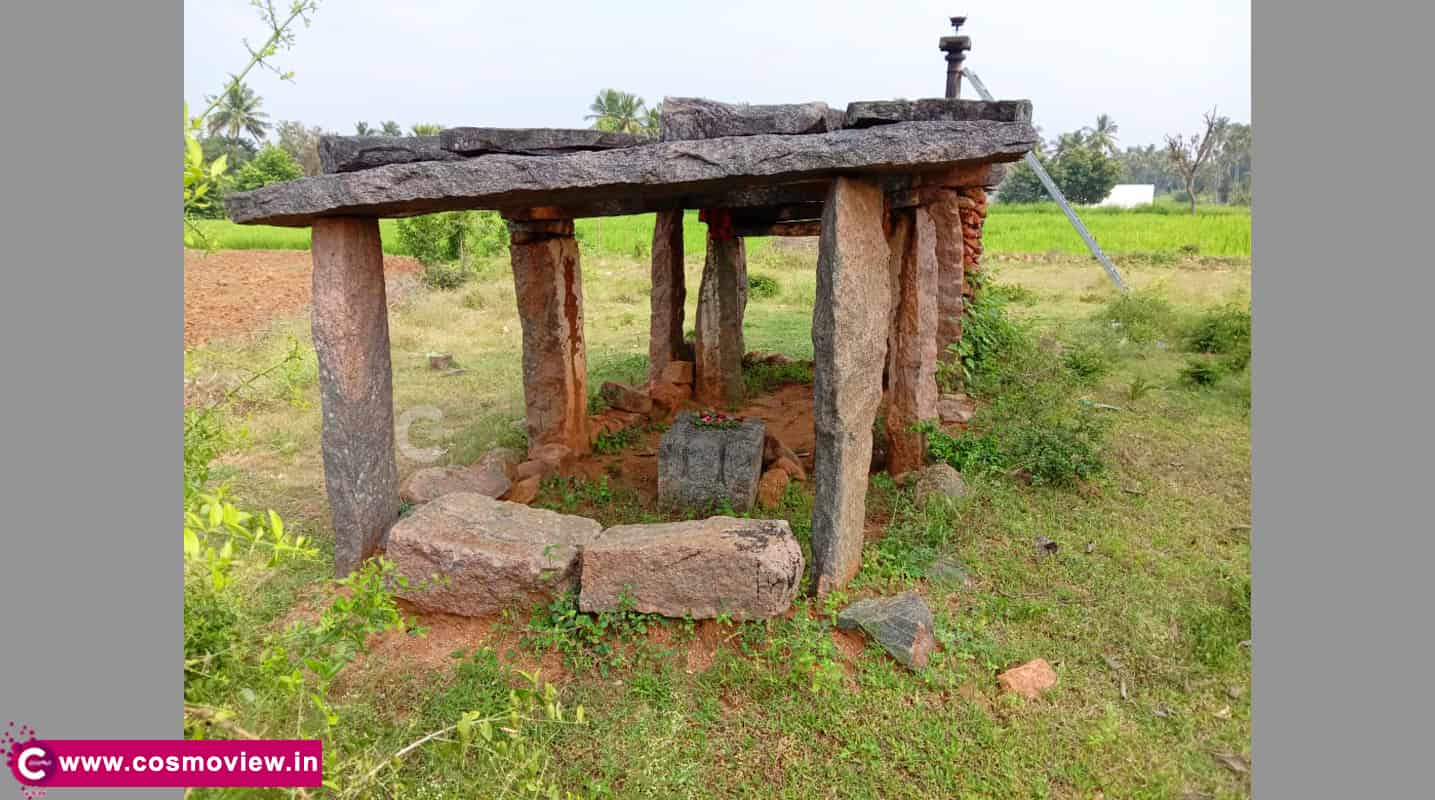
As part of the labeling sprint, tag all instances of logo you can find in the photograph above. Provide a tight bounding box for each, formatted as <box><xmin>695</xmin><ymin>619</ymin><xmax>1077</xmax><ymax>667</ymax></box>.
<box><xmin>3</xmin><ymin>722</ymin><xmax>50</xmax><ymax>799</ymax></box>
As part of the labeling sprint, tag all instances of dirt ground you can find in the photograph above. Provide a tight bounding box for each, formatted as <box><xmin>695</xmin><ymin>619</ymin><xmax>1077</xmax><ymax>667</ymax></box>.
<box><xmin>570</xmin><ymin>382</ymin><xmax>820</xmax><ymax>503</ymax></box>
<box><xmin>183</xmin><ymin>248</ymin><xmax>421</xmax><ymax>347</ymax></box>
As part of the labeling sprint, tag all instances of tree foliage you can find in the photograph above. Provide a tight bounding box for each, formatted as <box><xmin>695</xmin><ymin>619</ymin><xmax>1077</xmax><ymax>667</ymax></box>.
<box><xmin>586</xmin><ymin>89</ymin><xmax>650</xmax><ymax>134</ymax></box>
<box><xmin>410</xmin><ymin>123</ymin><xmax>444</xmax><ymax>136</ymax></box>
<box><xmin>230</xmin><ymin>145</ymin><xmax>304</xmax><ymax>193</ymax></box>
<box><xmin>206</xmin><ymin>78</ymin><xmax>271</xmax><ymax>142</ymax></box>
<box><xmin>275</xmin><ymin>119</ymin><xmax>326</xmax><ymax>176</ymax></box>
<box><xmin>1165</xmin><ymin>108</ymin><xmax>1226</xmax><ymax>214</ymax></box>
<box><xmin>1049</xmin><ymin>144</ymin><xmax>1122</xmax><ymax>204</ymax></box>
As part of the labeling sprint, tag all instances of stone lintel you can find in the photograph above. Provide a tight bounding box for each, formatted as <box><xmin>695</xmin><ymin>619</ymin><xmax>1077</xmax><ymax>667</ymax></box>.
<box><xmin>225</xmin><ymin>120</ymin><xmax>1038</xmax><ymax>226</ymax></box>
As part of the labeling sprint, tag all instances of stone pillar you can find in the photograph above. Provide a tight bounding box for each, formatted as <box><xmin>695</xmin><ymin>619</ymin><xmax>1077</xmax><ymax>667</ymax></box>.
<box><xmin>310</xmin><ymin>217</ymin><xmax>399</xmax><ymax>577</ymax></box>
<box><xmin>648</xmin><ymin>209</ymin><xmax>686</xmax><ymax>388</ymax></box>
<box><xmin>694</xmin><ymin>209</ymin><xmax>747</xmax><ymax>408</ymax></box>
<box><xmin>885</xmin><ymin>205</ymin><xmax>939</xmax><ymax>477</ymax></box>
<box><xmin>507</xmin><ymin>213</ymin><xmax>591</xmax><ymax>457</ymax></box>
<box><xmin>810</xmin><ymin>177</ymin><xmax>890</xmax><ymax>594</ymax></box>
<box><xmin>959</xmin><ymin>187</ymin><xmax>989</xmax><ymax>306</ymax></box>
<box><xmin>929</xmin><ymin>188</ymin><xmax>966</xmax><ymax>361</ymax></box>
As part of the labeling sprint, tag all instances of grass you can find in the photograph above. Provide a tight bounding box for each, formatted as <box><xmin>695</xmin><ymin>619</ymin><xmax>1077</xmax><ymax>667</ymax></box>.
<box><xmin>190</xmin><ymin>202</ymin><xmax>1250</xmax><ymax>259</ymax></box>
<box><xmin>185</xmin><ymin>240</ymin><xmax>1251</xmax><ymax>797</ymax></box>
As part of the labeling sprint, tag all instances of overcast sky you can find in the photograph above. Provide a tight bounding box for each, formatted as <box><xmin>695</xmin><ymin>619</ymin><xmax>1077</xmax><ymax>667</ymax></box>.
<box><xmin>184</xmin><ymin>0</ymin><xmax>1250</xmax><ymax>148</ymax></box>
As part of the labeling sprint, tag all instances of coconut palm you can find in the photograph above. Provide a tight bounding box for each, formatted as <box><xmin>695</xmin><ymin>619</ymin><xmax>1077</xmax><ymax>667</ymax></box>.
<box><xmin>410</xmin><ymin>123</ymin><xmax>443</xmax><ymax>136</ymax></box>
<box><xmin>586</xmin><ymin>89</ymin><xmax>648</xmax><ymax>134</ymax></box>
<box><xmin>1085</xmin><ymin>114</ymin><xmax>1120</xmax><ymax>155</ymax></box>
<box><xmin>642</xmin><ymin>107</ymin><xmax>661</xmax><ymax>137</ymax></box>
<box><xmin>354</xmin><ymin>121</ymin><xmax>373</xmax><ymax>135</ymax></box>
<box><xmin>379</xmin><ymin>120</ymin><xmax>403</xmax><ymax>136</ymax></box>
<box><xmin>206</xmin><ymin>78</ymin><xmax>270</xmax><ymax>142</ymax></box>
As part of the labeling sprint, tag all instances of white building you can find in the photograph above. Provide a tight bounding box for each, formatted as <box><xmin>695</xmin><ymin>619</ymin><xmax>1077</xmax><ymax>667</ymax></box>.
<box><xmin>1096</xmin><ymin>184</ymin><xmax>1155</xmax><ymax>208</ymax></box>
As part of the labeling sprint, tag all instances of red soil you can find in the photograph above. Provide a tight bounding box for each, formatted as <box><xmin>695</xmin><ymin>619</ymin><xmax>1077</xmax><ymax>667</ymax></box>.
<box><xmin>183</xmin><ymin>248</ymin><xmax>421</xmax><ymax>348</ymax></box>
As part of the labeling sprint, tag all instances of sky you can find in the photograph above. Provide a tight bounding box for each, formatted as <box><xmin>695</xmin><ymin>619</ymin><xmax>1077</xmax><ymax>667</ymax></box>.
<box><xmin>183</xmin><ymin>0</ymin><xmax>1250</xmax><ymax>149</ymax></box>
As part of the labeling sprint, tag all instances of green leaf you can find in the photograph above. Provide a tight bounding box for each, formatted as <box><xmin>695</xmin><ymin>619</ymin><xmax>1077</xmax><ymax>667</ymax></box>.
<box><xmin>183</xmin><ymin>528</ymin><xmax>200</xmax><ymax>558</ymax></box>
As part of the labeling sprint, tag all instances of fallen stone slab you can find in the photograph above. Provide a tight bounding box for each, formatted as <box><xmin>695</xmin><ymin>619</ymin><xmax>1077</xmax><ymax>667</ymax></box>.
<box><xmin>600</xmin><ymin>381</ymin><xmax>653</xmax><ymax>415</ymax></box>
<box><xmin>388</xmin><ymin>493</ymin><xmax>600</xmax><ymax>616</ymax></box>
<box><xmin>318</xmin><ymin>135</ymin><xmax>463</xmax><ymax>174</ymax></box>
<box><xmin>658</xmin><ymin>412</ymin><xmax>766</xmax><ymax>512</ymax></box>
<box><xmin>225</xmin><ymin>120</ymin><xmax>1038</xmax><ymax>226</ymax></box>
<box><xmin>925</xmin><ymin>554</ymin><xmax>975</xmax><ymax>588</ymax></box>
<box><xmin>836</xmin><ymin>591</ymin><xmax>938</xmax><ymax>669</ymax></box>
<box><xmin>997</xmin><ymin>658</ymin><xmax>1058</xmax><ymax>699</ymax></box>
<box><xmin>938</xmin><ymin>392</ymin><xmax>976</xmax><ymax>424</ymax></box>
<box><xmin>660</xmin><ymin>97</ymin><xmax>838</xmax><ymax>141</ymax></box>
<box><xmin>475</xmin><ymin>447</ymin><xmax>524</xmax><ymax>480</ymax></box>
<box><xmin>441</xmin><ymin>127</ymin><xmax>649</xmax><ymax>155</ymax></box>
<box><xmin>845</xmin><ymin>99</ymin><xmax>1032</xmax><ymax>128</ymax></box>
<box><xmin>400</xmin><ymin>465</ymin><xmax>510</xmax><ymax>505</ymax></box>
<box><xmin>579</xmin><ymin>517</ymin><xmax>804</xmax><ymax>619</ymax></box>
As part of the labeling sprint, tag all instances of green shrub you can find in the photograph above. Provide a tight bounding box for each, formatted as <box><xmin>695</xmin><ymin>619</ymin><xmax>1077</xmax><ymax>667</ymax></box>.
<box><xmin>1186</xmin><ymin>305</ymin><xmax>1251</xmax><ymax>371</ymax></box>
<box><xmin>747</xmin><ymin>273</ymin><xmax>780</xmax><ymax>299</ymax></box>
<box><xmin>925</xmin><ymin>369</ymin><xmax>1110</xmax><ymax>488</ymax></box>
<box><xmin>396</xmin><ymin>210</ymin><xmax>509</xmax><ymax>270</ymax></box>
<box><xmin>227</xmin><ymin>144</ymin><xmax>303</xmax><ymax>193</ymax></box>
<box><xmin>1179</xmin><ymin>357</ymin><xmax>1223</xmax><ymax>387</ymax></box>
<box><xmin>1096</xmin><ymin>290</ymin><xmax>1178</xmax><ymax>344</ymax></box>
<box><xmin>744</xmin><ymin>359</ymin><xmax>813</xmax><ymax>397</ymax></box>
<box><xmin>945</xmin><ymin>276</ymin><xmax>1030</xmax><ymax>391</ymax></box>
<box><xmin>987</xmin><ymin>282</ymin><xmax>1038</xmax><ymax>306</ymax></box>
<box><xmin>422</xmin><ymin>260</ymin><xmax>472</xmax><ymax>290</ymax></box>
<box><xmin>1063</xmin><ymin>343</ymin><xmax>1111</xmax><ymax>382</ymax></box>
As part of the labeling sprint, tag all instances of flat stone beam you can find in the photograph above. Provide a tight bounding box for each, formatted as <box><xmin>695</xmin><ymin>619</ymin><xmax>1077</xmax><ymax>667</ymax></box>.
<box><xmin>811</xmin><ymin>177</ymin><xmax>890</xmax><ymax>594</ymax></box>
<box><xmin>734</xmin><ymin>220</ymin><xmax>822</xmax><ymax>238</ymax></box>
<box><xmin>224</xmin><ymin>120</ymin><xmax>1037</xmax><ymax>226</ymax></box>
<box><xmin>310</xmin><ymin>218</ymin><xmax>400</xmax><ymax>576</ymax></box>
<box><xmin>661</xmin><ymin>97</ymin><xmax>841</xmax><ymax>141</ymax></box>
<box><xmin>694</xmin><ymin>210</ymin><xmax>747</xmax><ymax>408</ymax></box>
<box><xmin>508</xmin><ymin>214</ymin><xmax>591</xmax><ymax>456</ymax></box>
<box><xmin>929</xmin><ymin>189</ymin><xmax>967</xmax><ymax>362</ymax></box>
<box><xmin>318</xmin><ymin>136</ymin><xmax>462</xmax><ymax>174</ymax></box>
<box><xmin>846</xmin><ymin>99</ymin><xmax>1033</xmax><ymax>128</ymax></box>
<box><xmin>440</xmin><ymin>127</ymin><xmax>650</xmax><ymax>155</ymax></box>
<box><xmin>648</xmin><ymin>209</ymin><xmax>686</xmax><ymax>388</ymax></box>
<box><xmin>885</xmin><ymin>206</ymin><xmax>940</xmax><ymax>477</ymax></box>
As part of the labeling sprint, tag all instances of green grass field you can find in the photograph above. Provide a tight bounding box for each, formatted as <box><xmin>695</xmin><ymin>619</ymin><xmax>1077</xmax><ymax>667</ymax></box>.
<box><xmin>185</xmin><ymin>241</ymin><xmax>1251</xmax><ymax>798</ymax></box>
<box><xmin>188</xmin><ymin>201</ymin><xmax>1251</xmax><ymax>259</ymax></box>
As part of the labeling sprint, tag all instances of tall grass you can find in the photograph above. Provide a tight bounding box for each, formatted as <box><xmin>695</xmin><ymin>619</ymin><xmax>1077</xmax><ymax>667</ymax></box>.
<box><xmin>190</xmin><ymin>203</ymin><xmax>1251</xmax><ymax>259</ymax></box>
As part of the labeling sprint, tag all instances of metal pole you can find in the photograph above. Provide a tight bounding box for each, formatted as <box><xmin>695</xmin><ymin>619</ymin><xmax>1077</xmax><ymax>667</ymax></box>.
<box><xmin>963</xmin><ymin>68</ymin><xmax>1129</xmax><ymax>293</ymax></box>
<box><xmin>939</xmin><ymin>17</ymin><xmax>971</xmax><ymax>99</ymax></box>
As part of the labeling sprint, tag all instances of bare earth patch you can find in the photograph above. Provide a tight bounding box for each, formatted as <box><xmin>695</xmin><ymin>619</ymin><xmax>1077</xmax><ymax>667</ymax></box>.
<box><xmin>183</xmin><ymin>248</ymin><xmax>421</xmax><ymax>347</ymax></box>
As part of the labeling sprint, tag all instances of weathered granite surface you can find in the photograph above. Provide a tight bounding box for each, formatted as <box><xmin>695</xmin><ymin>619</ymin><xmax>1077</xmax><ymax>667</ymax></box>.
<box><xmin>579</xmin><ymin>517</ymin><xmax>803</xmax><ymax>619</ymax></box>
<box><xmin>441</xmin><ymin>127</ymin><xmax>649</xmax><ymax>155</ymax></box>
<box><xmin>388</xmin><ymin>493</ymin><xmax>601</xmax><ymax>616</ymax></box>
<box><xmin>310</xmin><ymin>217</ymin><xmax>399</xmax><ymax>576</ymax></box>
<box><xmin>225</xmin><ymin>120</ymin><xmax>1037</xmax><ymax>226</ymax></box>
<box><xmin>810</xmin><ymin>178</ymin><xmax>889</xmax><ymax>594</ymax></box>
<box><xmin>661</xmin><ymin>97</ymin><xmax>838</xmax><ymax>141</ymax></box>
<box><xmin>845</xmin><ymin>99</ymin><xmax>1032</xmax><ymax>128</ymax></box>
<box><xmin>318</xmin><ymin>136</ymin><xmax>462</xmax><ymax>174</ymax></box>
<box><xmin>837</xmin><ymin>591</ymin><xmax>938</xmax><ymax>669</ymax></box>
<box><xmin>658</xmin><ymin>412</ymin><xmax>765</xmax><ymax>512</ymax></box>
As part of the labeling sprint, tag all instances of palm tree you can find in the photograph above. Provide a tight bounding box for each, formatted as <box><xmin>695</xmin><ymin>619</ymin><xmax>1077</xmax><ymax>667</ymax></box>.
<box><xmin>585</xmin><ymin>89</ymin><xmax>647</xmax><ymax>134</ymax></box>
<box><xmin>379</xmin><ymin>120</ymin><xmax>403</xmax><ymax>136</ymax></box>
<box><xmin>206</xmin><ymin>78</ymin><xmax>270</xmax><ymax>142</ymax></box>
<box><xmin>410</xmin><ymin>123</ymin><xmax>443</xmax><ymax>136</ymax></box>
<box><xmin>1084</xmin><ymin>114</ymin><xmax>1120</xmax><ymax>155</ymax></box>
<box><xmin>642</xmin><ymin>107</ymin><xmax>661</xmax><ymax>137</ymax></box>
<box><xmin>354</xmin><ymin>121</ymin><xmax>373</xmax><ymax>136</ymax></box>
